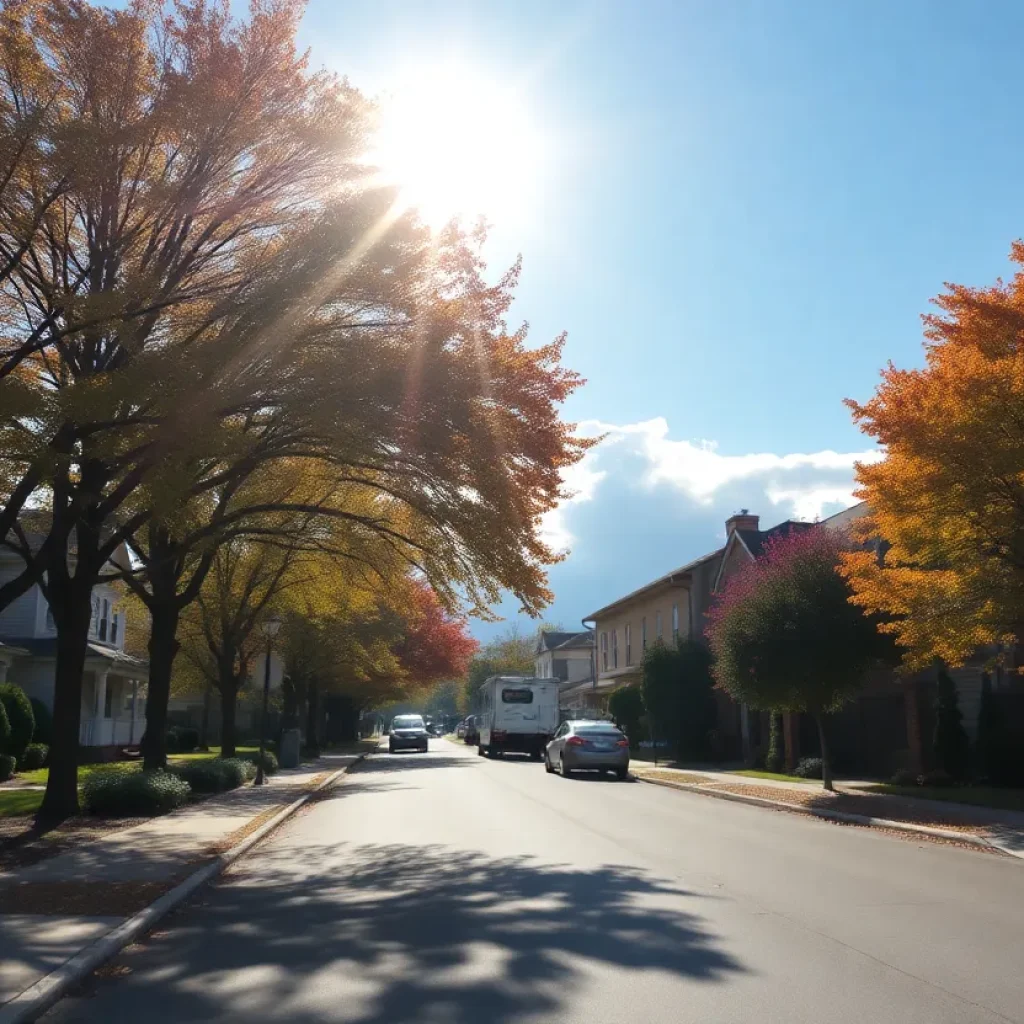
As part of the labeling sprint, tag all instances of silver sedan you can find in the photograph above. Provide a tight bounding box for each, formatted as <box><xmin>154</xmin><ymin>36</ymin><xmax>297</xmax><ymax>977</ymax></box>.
<box><xmin>544</xmin><ymin>720</ymin><xmax>630</xmax><ymax>779</ymax></box>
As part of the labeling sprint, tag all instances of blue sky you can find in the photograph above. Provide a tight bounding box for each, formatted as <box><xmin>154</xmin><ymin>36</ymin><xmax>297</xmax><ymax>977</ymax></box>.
<box><xmin>297</xmin><ymin>0</ymin><xmax>1024</xmax><ymax>639</ymax></box>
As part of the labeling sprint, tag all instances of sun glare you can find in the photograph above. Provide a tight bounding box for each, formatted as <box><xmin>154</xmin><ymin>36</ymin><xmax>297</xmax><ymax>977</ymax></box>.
<box><xmin>370</xmin><ymin>66</ymin><xmax>541</xmax><ymax>228</ymax></box>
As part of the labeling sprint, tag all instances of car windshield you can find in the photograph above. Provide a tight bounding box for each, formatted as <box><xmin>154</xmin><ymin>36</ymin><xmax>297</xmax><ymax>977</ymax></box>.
<box><xmin>393</xmin><ymin>717</ymin><xmax>423</xmax><ymax>729</ymax></box>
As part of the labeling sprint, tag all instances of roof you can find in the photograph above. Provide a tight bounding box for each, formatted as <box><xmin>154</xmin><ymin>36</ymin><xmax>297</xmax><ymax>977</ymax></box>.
<box><xmin>11</xmin><ymin>638</ymin><xmax>148</xmax><ymax>670</ymax></box>
<box><xmin>537</xmin><ymin>630</ymin><xmax>580</xmax><ymax>652</ymax></box>
<box><xmin>585</xmin><ymin>548</ymin><xmax>723</xmax><ymax>621</ymax></box>
<box><xmin>552</xmin><ymin>630</ymin><xmax>594</xmax><ymax>651</ymax></box>
<box><xmin>735</xmin><ymin>520</ymin><xmax>813</xmax><ymax>558</ymax></box>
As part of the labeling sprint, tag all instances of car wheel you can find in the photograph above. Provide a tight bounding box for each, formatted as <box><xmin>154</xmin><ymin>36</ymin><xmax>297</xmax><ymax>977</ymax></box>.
<box><xmin>559</xmin><ymin>755</ymin><xmax>572</xmax><ymax>778</ymax></box>
<box><xmin>543</xmin><ymin>752</ymin><xmax>554</xmax><ymax>774</ymax></box>
<box><xmin>477</xmin><ymin>744</ymin><xmax>486</xmax><ymax>757</ymax></box>
<box><xmin>615</xmin><ymin>766</ymin><xmax>629</xmax><ymax>781</ymax></box>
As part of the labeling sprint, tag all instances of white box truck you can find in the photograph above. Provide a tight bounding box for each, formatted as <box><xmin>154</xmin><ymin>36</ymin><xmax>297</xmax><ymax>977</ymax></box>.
<box><xmin>476</xmin><ymin>676</ymin><xmax>561</xmax><ymax>759</ymax></box>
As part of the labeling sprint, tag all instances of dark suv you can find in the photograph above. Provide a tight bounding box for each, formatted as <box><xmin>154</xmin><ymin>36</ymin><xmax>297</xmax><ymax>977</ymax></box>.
<box><xmin>389</xmin><ymin>714</ymin><xmax>429</xmax><ymax>754</ymax></box>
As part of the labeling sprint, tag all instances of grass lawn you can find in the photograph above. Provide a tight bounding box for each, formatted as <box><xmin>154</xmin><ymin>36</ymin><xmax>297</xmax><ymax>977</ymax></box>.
<box><xmin>168</xmin><ymin>746</ymin><xmax>258</xmax><ymax>762</ymax></box>
<box><xmin>0</xmin><ymin>789</ymin><xmax>44</xmax><ymax>817</ymax></box>
<box><xmin>864</xmin><ymin>783</ymin><xmax>1024</xmax><ymax>814</ymax></box>
<box><xmin>733</xmin><ymin>769</ymin><xmax>815</xmax><ymax>784</ymax></box>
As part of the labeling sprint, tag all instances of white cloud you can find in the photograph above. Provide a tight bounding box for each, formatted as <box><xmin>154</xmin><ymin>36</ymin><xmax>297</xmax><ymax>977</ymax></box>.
<box><xmin>544</xmin><ymin>417</ymin><xmax>881</xmax><ymax>550</ymax></box>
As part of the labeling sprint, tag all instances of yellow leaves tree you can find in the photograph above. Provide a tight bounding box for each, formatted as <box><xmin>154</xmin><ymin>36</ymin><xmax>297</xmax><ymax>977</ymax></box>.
<box><xmin>844</xmin><ymin>241</ymin><xmax>1024</xmax><ymax>670</ymax></box>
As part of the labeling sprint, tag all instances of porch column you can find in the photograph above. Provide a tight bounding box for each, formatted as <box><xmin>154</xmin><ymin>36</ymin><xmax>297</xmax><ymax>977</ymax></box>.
<box><xmin>94</xmin><ymin>669</ymin><xmax>109</xmax><ymax>747</ymax></box>
<box><xmin>129</xmin><ymin>680</ymin><xmax>138</xmax><ymax>743</ymax></box>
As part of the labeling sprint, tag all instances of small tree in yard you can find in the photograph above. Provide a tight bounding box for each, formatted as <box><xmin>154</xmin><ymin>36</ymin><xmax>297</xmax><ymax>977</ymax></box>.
<box><xmin>608</xmin><ymin>686</ymin><xmax>645</xmax><ymax>751</ymax></box>
<box><xmin>765</xmin><ymin>713</ymin><xmax>784</xmax><ymax>774</ymax></box>
<box><xmin>933</xmin><ymin>668</ymin><xmax>970</xmax><ymax>781</ymax></box>
<box><xmin>706</xmin><ymin>527</ymin><xmax>885</xmax><ymax>791</ymax></box>
<box><xmin>641</xmin><ymin>641</ymin><xmax>715</xmax><ymax>761</ymax></box>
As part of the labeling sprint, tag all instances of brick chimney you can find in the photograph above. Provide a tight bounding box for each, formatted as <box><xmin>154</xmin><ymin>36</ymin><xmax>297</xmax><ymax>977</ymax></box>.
<box><xmin>725</xmin><ymin>509</ymin><xmax>759</xmax><ymax>535</ymax></box>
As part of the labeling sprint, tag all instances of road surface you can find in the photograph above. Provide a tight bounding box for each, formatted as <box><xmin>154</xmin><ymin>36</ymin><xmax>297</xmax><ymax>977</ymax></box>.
<box><xmin>47</xmin><ymin>740</ymin><xmax>1024</xmax><ymax>1023</ymax></box>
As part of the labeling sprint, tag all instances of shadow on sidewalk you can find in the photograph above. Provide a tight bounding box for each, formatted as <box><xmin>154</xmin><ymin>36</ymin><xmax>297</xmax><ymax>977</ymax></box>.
<box><xmin>64</xmin><ymin>842</ymin><xmax>746</xmax><ymax>1023</ymax></box>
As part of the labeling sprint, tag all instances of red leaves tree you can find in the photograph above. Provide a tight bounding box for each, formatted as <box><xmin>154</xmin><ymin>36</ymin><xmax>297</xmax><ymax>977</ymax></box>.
<box><xmin>397</xmin><ymin>582</ymin><xmax>478</xmax><ymax>688</ymax></box>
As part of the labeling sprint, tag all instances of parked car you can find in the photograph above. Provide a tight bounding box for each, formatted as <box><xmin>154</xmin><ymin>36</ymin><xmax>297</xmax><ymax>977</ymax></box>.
<box><xmin>455</xmin><ymin>720</ymin><xmax>467</xmax><ymax>739</ymax></box>
<box><xmin>389</xmin><ymin>714</ymin><xmax>430</xmax><ymax>754</ymax></box>
<box><xmin>544</xmin><ymin>720</ymin><xmax>630</xmax><ymax>779</ymax></box>
<box><xmin>463</xmin><ymin>715</ymin><xmax>479</xmax><ymax>745</ymax></box>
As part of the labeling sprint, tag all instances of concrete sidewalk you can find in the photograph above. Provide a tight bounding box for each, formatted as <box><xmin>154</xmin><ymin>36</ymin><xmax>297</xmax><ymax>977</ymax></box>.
<box><xmin>631</xmin><ymin>762</ymin><xmax>1024</xmax><ymax>857</ymax></box>
<box><xmin>0</xmin><ymin>752</ymin><xmax>364</xmax><ymax>1009</ymax></box>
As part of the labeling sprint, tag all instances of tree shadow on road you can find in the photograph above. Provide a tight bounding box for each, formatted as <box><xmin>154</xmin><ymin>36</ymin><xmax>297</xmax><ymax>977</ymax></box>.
<box><xmin>67</xmin><ymin>842</ymin><xmax>746</xmax><ymax>1023</ymax></box>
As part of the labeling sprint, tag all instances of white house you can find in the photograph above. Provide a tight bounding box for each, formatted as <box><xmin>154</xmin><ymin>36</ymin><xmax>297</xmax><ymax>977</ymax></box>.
<box><xmin>0</xmin><ymin>544</ymin><xmax>149</xmax><ymax>754</ymax></box>
<box><xmin>534</xmin><ymin>630</ymin><xmax>598</xmax><ymax>710</ymax></box>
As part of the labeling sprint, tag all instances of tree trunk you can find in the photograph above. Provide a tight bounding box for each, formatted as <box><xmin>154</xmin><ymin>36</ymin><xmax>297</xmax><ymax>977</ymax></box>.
<box><xmin>220</xmin><ymin>683</ymin><xmax>239</xmax><ymax>757</ymax></box>
<box><xmin>38</xmin><ymin>581</ymin><xmax>93</xmax><ymax>823</ymax></box>
<box><xmin>814</xmin><ymin>712</ymin><xmax>834</xmax><ymax>792</ymax></box>
<box><xmin>305</xmin><ymin>677</ymin><xmax>320</xmax><ymax>756</ymax></box>
<box><xmin>199</xmin><ymin>684</ymin><xmax>212</xmax><ymax>751</ymax></box>
<box><xmin>141</xmin><ymin>599</ymin><xmax>181</xmax><ymax>771</ymax></box>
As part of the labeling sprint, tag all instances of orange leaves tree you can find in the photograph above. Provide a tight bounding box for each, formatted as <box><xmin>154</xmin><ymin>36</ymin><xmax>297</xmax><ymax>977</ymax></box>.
<box><xmin>844</xmin><ymin>242</ymin><xmax>1024</xmax><ymax>671</ymax></box>
<box><xmin>0</xmin><ymin>1</ymin><xmax>590</xmax><ymax>820</ymax></box>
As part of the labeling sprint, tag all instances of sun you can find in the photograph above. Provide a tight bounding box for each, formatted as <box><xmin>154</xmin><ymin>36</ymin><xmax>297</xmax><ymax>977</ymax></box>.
<box><xmin>370</xmin><ymin>65</ymin><xmax>541</xmax><ymax>228</ymax></box>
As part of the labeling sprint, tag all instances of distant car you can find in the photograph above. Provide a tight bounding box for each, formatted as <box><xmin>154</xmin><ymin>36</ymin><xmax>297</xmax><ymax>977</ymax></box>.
<box><xmin>456</xmin><ymin>720</ymin><xmax>467</xmax><ymax>739</ymax></box>
<box><xmin>463</xmin><ymin>715</ymin><xmax>479</xmax><ymax>745</ymax></box>
<box><xmin>389</xmin><ymin>714</ymin><xmax>429</xmax><ymax>754</ymax></box>
<box><xmin>544</xmin><ymin>720</ymin><xmax>630</xmax><ymax>779</ymax></box>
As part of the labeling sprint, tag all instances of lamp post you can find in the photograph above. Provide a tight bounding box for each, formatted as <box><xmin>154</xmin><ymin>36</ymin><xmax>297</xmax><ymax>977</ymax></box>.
<box><xmin>255</xmin><ymin>613</ymin><xmax>282</xmax><ymax>786</ymax></box>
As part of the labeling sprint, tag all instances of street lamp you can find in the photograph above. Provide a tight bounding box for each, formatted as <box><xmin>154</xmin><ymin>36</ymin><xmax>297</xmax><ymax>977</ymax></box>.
<box><xmin>255</xmin><ymin>613</ymin><xmax>282</xmax><ymax>786</ymax></box>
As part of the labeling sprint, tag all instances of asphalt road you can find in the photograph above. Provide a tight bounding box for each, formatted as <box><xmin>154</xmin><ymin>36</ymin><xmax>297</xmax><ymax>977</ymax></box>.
<box><xmin>47</xmin><ymin>740</ymin><xmax>1024</xmax><ymax>1024</ymax></box>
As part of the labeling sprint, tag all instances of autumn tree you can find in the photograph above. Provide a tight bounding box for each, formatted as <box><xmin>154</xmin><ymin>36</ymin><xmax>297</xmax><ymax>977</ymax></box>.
<box><xmin>844</xmin><ymin>242</ymin><xmax>1024</xmax><ymax>672</ymax></box>
<box><xmin>459</xmin><ymin>624</ymin><xmax>546</xmax><ymax>712</ymax></box>
<box><xmin>706</xmin><ymin>527</ymin><xmax>885</xmax><ymax>790</ymax></box>
<box><xmin>0</xmin><ymin>2</ymin><xmax>589</xmax><ymax>820</ymax></box>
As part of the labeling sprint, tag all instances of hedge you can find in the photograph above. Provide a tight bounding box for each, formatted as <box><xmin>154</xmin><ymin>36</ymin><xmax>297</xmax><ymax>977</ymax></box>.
<box><xmin>18</xmin><ymin>743</ymin><xmax>48</xmax><ymax>771</ymax></box>
<box><xmin>82</xmin><ymin>767</ymin><xmax>190</xmax><ymax>816</ymax></box>
<box><xmin>241</xmin><ymin>750</ymin><xmax>278</xmax><ymax>776</ymax></box>
<box><xmin>166</xmin><ymin>757</ymin><xmax>249</xmax><ymax>794</ymax></box>
<box><xmin>29</xmin><ymin>698</ymin><xmax>52</xmax><ymax>745</ymax></box>
<box><xmin>0</xmin><ymin>683</ymin><xmax>34</xmax><ymax>762</ymax></box>
<box><xmin>0</xmin><ymin>753</ymin><xmax>15</xmax><ymax>782</ymax></box>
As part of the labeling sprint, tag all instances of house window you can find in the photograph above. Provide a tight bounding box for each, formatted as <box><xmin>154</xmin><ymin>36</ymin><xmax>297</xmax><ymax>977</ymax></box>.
<box><xmin>99</xmin><ymin>598</ymin><xmax>110</xmax><ymax>642</ymax></box>
<box><xmin>110</xmin><ymin>612</ymin><xmax>119</xmax><ymax>646</ymax></box>
<box><xmin>672</xmin><ymin>604</ymin><xmax>679</xmax><ymax>643</ymax></box>
<box><xmin>612</xmin><ymin>629</ymin><xmax>618</xmax><ymax>668</ymax></box>
<box><xmin>600</xmin><ymin>631</ymin><xmax>608</xmax><ymax>671</ymax></box>
<box><xmin>641</xmin><ymin>616</ymin><xmax>647</xmax><ymax>652</ymax></box>
<box><xmin>655</xmin><ymin>610</ymin><xmax>662</xmax><ymax>641</ymax></box>
<box><xmin>625</xmin><ymin>624</ymin><xmax>632</xmax><ymax>666</ymax></box>
<box><xmin>103</xmin><ymin>684</ymin><xmax>114</xmax><ymax>719</ymax></box>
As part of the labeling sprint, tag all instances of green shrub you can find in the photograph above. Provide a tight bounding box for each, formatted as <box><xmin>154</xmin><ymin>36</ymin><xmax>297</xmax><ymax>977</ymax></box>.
<box><xmin>0</xmin><ymin>753</ymin><xmax>15</xmax><ymax>781</ymax></box>
<box><xmin>0</xmin><ymin>684</ymin><xmax>34</xmax><ymax>762</ymax></box>
<box><xmin>933</xmin><ymin>669</ymin><xmax>970</xmax><ymax>781</ymax></box>
<box><xmin>764</xmin><ymin>713</ymin><xmax>784</xmax><ymax>774</ymax></box>
<box><xmin>18</xmin><ymin>743</ymin><xmax>48</xmax><ymax>771</ymax></box>
<box><xmin>220</xmin><ymin>757</ymin><xmax>258</xmax><ymax>782</ymax></box>
<box><xmin>890</xmin><ymin>768</ymin><xmax>918</xmax><ymax>786</ymax></box>
<box><xmin>919</xmin><ymin>768</ymin><xmax>954</xmax><ymax>788</ymax></box>
<box><xmin>241</xmin><ymin>750</ymin><xmax>279</xmax><ymax>776</ymax></box>
<box><xmin>792</xmin><ymin>757</ymin><xmax>823</xmax><ymax>779</ymax></box>
<box><xmin>167</xmin><ymin>758</ymin><xmax>244</xmax><ymax>794</ymax></box>
<box><xmin>608</xmin><ymin>687</ymin><xmax>645</xmax><ymax>751</ymax></box>
<box><xmin>0</xmin><ymin>700</ymin><xmax>10</xmax><ymax>755</ymax></box>
<box><xmin>82</xmin><ymin>767</ymin><xmax>190</xmax><ymax>816</ymax></box>
<box><xmin>29</xmin><ymin>699</ymin><xmax>52</xmax><ymax>744</ymax></box>
<box><xmin>165</xmin><ymin>727</ymin><xmax>181</xmax><ymax>754</ymax></box>
<box><xmin>175</xmin><ymin>727</ymin><xmax>200</xmax><ymax>753</ymax></box>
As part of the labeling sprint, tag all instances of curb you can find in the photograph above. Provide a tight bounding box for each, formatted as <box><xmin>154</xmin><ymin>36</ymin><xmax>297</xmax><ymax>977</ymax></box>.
<box><xmin>632</xmin><ymin>772</ymin><xmax>1020</xmax><ymax>859</ymax></box>
<box><xmin>0</xmin><ymin>751</ymin><xmax>371</xmax><ymax>1024</ymax></box>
